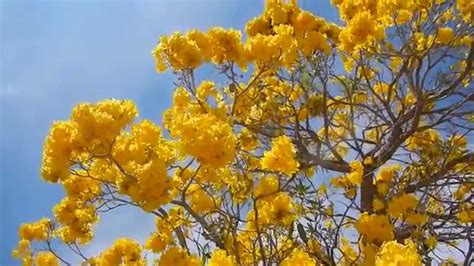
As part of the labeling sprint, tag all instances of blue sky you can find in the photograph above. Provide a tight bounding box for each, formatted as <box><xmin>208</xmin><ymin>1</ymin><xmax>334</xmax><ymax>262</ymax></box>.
<box><xmin>0</xmin><ymin>0</ymin><xmax>337</xmax><ymax>264</ymax></box>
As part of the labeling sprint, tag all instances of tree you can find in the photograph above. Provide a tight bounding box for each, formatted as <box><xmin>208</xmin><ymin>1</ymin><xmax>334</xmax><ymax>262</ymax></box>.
<box><xmin>12</xmin><ymin>0</ymin><xmax>473</xmax><ymax>265</ymax></box>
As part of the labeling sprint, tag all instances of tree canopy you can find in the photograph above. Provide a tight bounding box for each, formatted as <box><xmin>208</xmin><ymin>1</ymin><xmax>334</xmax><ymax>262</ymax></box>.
<box><xmin>13</xmin><ymin>0</ymin><xmax>473</xmax><ymax>265</ymax></box>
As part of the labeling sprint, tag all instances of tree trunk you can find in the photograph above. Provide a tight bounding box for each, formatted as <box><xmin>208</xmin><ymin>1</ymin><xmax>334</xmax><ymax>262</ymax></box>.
<box><xmin>360</xmin><ymin>171</ymin><xmax>375</xmax><ymax>213</ymax></box>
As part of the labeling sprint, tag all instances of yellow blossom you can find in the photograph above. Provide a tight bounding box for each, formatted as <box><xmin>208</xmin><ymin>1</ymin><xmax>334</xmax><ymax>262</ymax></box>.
<box><xmin>425</xmin><ymin>235</ymin><xmax>437</xmax><ymax>250</ymax></box>
<box><xmin>388</xmin><ymin>194</ymin><xmax>418</xmax><ymax>218</ymax></box>
<box><xmin>437</xmin><ymin>27</ymin><xmax>455</xmax><ymax>44</ymax></box>
<box><xmin>376</xmin><ymin>164</ymin><xmax>400</xmax><ymax>183</ymax></box>
<box><xmin>396</xmin><ymin>9</ymin><xmax>412</xmax><ymax>24</ymax></box>
<box><xmin>96</xmin><ymin>238</ymin><xmax>145</xmax><ymax>266</ymax></box>
<box><xmin>35</xmin><ymin>251</ymin><xmax>59</xmax><ymax>266</ymax></box>
<box><xmin>355</xmin><ymin>213</ymin><xmax>394</xmax><ymax>242</ymax></box>
<box><xmin>261</xmin><ymin>135</ymin><xmax>299</xmax><ymax>175</ymax></box>
<box><xmin>347</xmin><ymin>161</ymin><xmax>363</xmax><ymax>185</ymax></box>
<box><xmin>254</xmin><ymin>175</ymin><xmax>279</xmax><ymax>198</ymax></box>
<box><xmin>159</xmin><ymin>247</ymin><xmax>200</xmax><ymax>266</ymax></box>
<box><xmin>281</xmin><ymin>248</ymin><xmax>316</xmax><ymax>266</ymax></box>
<box><xmin>209</xmin><ymin>249</ymin><xmax>236</xmax><ymax>266</ymax></box>
<box><xmin>457</xmin><ymin>209</ymin><xmax>474</xmax><ymax>224</ymax></box>
<box><xmin>373</xmin><ymin>198</ymin><xmax>385</xmax><ymax>211</ymax></box>
<box><xmin>375</xmin><ymin>240</ymin><xmax>421</xmax><ymax>266</ymax></box>
<box><xmin>406</xmin><ymin>213</ymin><xmax>429</xmax><ymax>225</ymax></box>
<box><xmin>18</xmin><ymin>218</ymin><xmax>51</xmax><ymax>241</ymax></box>
<box><xmin>187</xmin><ymin>184</ymin><xmax>218</xmax><ymax>214</ymax></box>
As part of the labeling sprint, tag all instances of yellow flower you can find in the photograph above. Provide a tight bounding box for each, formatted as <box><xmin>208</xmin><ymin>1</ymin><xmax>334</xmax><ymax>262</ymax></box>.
<box><xmin>196</xmin><ymin>81</ymin><xmax>216</xmax><ymax>101</ymax></box>
<box><xmin>298</xmin><ymin>30</ymin><xmax>331</xmax><ymax>56</ymax></box>
<box><xmin>159</xmin><ymin>247</ymin><xmax>200</xmax><ymax>266</ymax></box>
<box><xmin>449</xmin><ymin>134</ymin><xmax>467</xmax><ymax>149</ymax></box>
<box><xmin>396</xmin><ymin>9</ymin><xmax>412</xmax><ymax>24</ymax></box>
<box><xmin>18</xmin><ymin>218</ymin><xmax>51</xmax><ymax>241</ymax></box>
<box><xmin>63</xmin><ymin>174</ymin><xmax>101</xmax><ymax>201</ymax></box>
<box><xmin>187</xmin><ymin>184</ymin><xmax>218</xmax><ymax>214</ymax></box>
<box><xmin>172</xmin><ymin>112</ymin><xmax>236</xmax><ymax>169</ymax></box>
<box><xmin>307</xmin><ymin>238</ymin><xmax>320</xmax><ymax>254</ymax></box>
<box><xmin>363</xmin><ymin>156</ymin><xmax>374</xmax><ymax>166</ymax></box>
<box><xmin>341</xmin><ymin>238</ymin><xmax>357</xmax><ymax>264</ymax></box>
<box><xmin>453</xmin><ymin>184</ymin><xmax>472</xmax><ymax>200</ymax></box>
<box><xmin>53</xmin><ymin>197</ymin><xmax>98</xmax><ymax>244</ymax></box>
<box><xmin>425</xmin><ymin>235</ymin><xmax>437</xmax><ymax>250</ymax></box>
<box><xmin>245</xmin><ymin>16</ymin><xmax>271</xmax><ymax>37</ymax></box>
<box><xmin>347</xmin><ymin>161</ymin><xmax>363</xmax><ymax>185</ymax></box>
<box><xmin>325</xmin><ymin>205</ymin><xmax>334</xmax><ymax>216</ymax></box>
<box><xmin>373</xmin><ymin>198</ymin><xmax>385</xmax><ymax>211</ymax></box>
<box><xmin>265</xmin><ymin>0</ymin><xmax>296</xmax><ymax>25</ymax></box>
<box><xmin>269</xmin><ymin>192</ymin><xmax>296</xmax><ymax>226</ymax></box>
<box><xmin>361</xmin><ymin>242</ymin><xmax>379</xmax><ymax>266</ymax></box>
<box><xmin>456</xmin><ymin>0</ymin><xmax>474</xmax><ymax>22</ymax></box>
<box><xmin>355</xmin><ymin>213</ymin><xmax>394</xmax><ymax>242</ymax></box>
<box><xmin>375</xmin><ymin>240</ymin><xmax>421</xmax><ymax>266</ymax></box>
<box><xmin>152</xmin><ymin>32</ymin><xmax>203</xmax><ymax>72</ymax></box>
<box><xmin>41</xmin><ymin>121</ymin><xmax>76</xmax><ymax>182</ymax></box>
<box><xmin>437</xmin><ymin>27</ymin><xmax>454</xmax><ymax>44</ymax></box>
<box><xmin>406</xmin><ymin>213</ymin><xmax>429</xmax><ymax>225</ymax></box>
<box><xmin>403</xmin><ymin>91</ymin><xmax>416</xmax><ymax>106</ymax></box>
<box><xmin>338</xmin><ymin>11</ymin><xmax>385</xmax><ymax>52</ymax></box>
<box><xmin>70</xmin><ymin>99</ymin><xmax>138</xmax><ymax>154</ymax></box>
<box><xmin>207</xmin><ymin>27</ymin><xmax>246</xmax><ymax>67</ymax></box>
<box><xmin>376</xmin><ymin>164</ymin><xmax>400</xmax><ymax>183</ymax></box>
<box><xmin>172</xmin><ymin>87</ymin><xmax>191</xmax><ymax>108</ymax></box>
<box><xmin>35</xmin><ymin>251</ymin><xmax>59</xmax><ymax>266</ymax></box>
<box><xmin>457</xmin><ymin>209</ymin><xmax>474</xmax><ymax>224</ymax></box>
<box><xmin>145</xmin><ymin>231</ymin><xmax>171</xmax><ymax>253</ymax></box>
<box><xmin>281</xmin><ymin>248</ymin><xmax>316</xmax><ymax>266</ymax></box>
<box><xmin>318</xmin><ymin>184</ymin><xmax>328</xmax><ymax>195</ymax></box>
<box><xmin>12</xmin><ymin>239</ymin><xmax>31</xmax><ymax>261</ymax></box>
<box><xmin>377</xmin><ymin>182</ymin><xmax>390</xmax><ymax>195</ymax></box>
<box><xmin>239</xmin><ymin>128</ymin><xmax>259</xmax><ymax>151</ymax></box>
<box><xmin>209</xmin><ymin>249</ymin><xmax>236</xmax><ymax>266</ymax></box>
<box><xmin>390</xmin><ymin>57</ymin><xmax>403</xmax><ymax>70</ymax></box>
<box><xmin>373</xmin><ymin>82</ymin><xmax>390</xmax><ymax>96</ymax></box>
<box><xmin>97</xmin><ymin>238</ymin><xmax>145</xmax><ymax>266</ymax></box>
<box><xmin>261</xmin><ymin>135</ymin><xmax>299</xmax><ymax>175</ymax></box>
<box><xmin>254</xmin><ymin>175</ymin><xmax>279</xmax><ymax>198</ymax></box>
<box><xmin>388</xmin><ymin>194</ymin><xmax>418</xmax><ymax>218</ymax></box>
<box><xmin>406</xmin><ymin>129</ymin><xmax>440</xmax><ymax>151</ymax></box>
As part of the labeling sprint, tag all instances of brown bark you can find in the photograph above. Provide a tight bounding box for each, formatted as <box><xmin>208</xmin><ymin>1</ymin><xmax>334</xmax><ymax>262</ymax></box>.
<box><xmin>360</xmin><ymin>171</ymin><xmax>375</xmax><ymax>213</ymax></box>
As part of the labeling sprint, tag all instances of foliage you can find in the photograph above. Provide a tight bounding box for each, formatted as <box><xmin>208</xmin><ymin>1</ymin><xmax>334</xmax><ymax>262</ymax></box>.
<box><xmin>13</xmin><ymin>0</ymin><xmax>473</xmax><ymax>265</ymax></box>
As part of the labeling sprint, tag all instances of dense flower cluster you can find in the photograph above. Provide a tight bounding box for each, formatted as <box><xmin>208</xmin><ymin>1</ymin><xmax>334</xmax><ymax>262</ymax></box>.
<box><xmin>12</xmin><ymin>219</ymin><xmax>56</xmax><ymax>266</ymax></box>
<box><xmin>209</xmin><ymin>249</ymin><xmax>236</xmax><ymax>266</ymax></box>
<box><xmin>112</xmin><ymin>119</ymin><xmax>176</xmax><ymax>211</ymax></box>
<box><xmin>375</xmin><ymin>240</ymin><xmax>421</xmax><ymax>265</ymax></box>
<box><xmin>281</xmin><ymin>248</ymin><xmax>316</xmax><ymax>265</ymax></box>
<box><xmin>163</xmin><ymin>86</ymin><xmax>236</xmax><ymax>169</ymax></box>
<box><xmin>92</xmin><ymin>238</ymin><xmax>145</xmax><ymax>266</ymax></box>
<box><xmin>35</xmin><ymin>251</ymin><xmax>59</xmax><ymax>266</ymax></box>
<box><xmin>355</xmin><ymin>213</ymin><xmax>394</xmax><ymax>243</ymax></box>
<box><xmin>153</xmin><ymin>0</ymin><xmax>341</xmax><ymax>72</ymax></box>
<box><xmin>159</xmin><ymin>246</ymin><xmax>200</xmax><ymax>266</ymax></box>
<box><xmin>13</xmin><ymin>0</ymin><xmax>473</xmax><ymax>265</ymax></box>
<box><xmin>261</xmin><ymin>135</ymin><xmax>299</xmax><ymax>175</ymax></box>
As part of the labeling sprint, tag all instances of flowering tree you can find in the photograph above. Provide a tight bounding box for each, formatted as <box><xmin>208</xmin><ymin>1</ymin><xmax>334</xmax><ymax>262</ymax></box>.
<box><xmin>12</xmin><ymin>0</ymin><xmax>473</xmax><ymax>265</ymax></box>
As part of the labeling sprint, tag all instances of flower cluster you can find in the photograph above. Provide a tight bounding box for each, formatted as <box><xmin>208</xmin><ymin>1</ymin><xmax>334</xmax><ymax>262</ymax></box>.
<box><xmin>261</xmin><ymin>135</ymin><xmax>299</xmax><ymax>175</ymax></box>
<box><xmin>93</xmin><ymin>238</ymin><xmax>144</xmax><ymax>266</ymax></box>
<box><xmin>12</xmin><ymin>0</ymin><xmax>474</xmax><ymax>265</ymax></box>
<box><xmin>12</xmin><ymin>218</ymin><xmax>55</xmax><ymax>265</ymax></box>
